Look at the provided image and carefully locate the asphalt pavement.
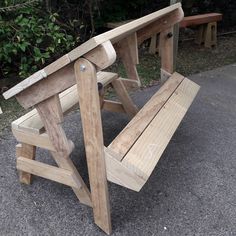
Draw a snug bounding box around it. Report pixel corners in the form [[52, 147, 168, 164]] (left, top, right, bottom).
[[0, 64, 236, 235]]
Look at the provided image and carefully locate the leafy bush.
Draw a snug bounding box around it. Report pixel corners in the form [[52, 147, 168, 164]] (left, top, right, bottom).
[[0, 2, 75, 81]]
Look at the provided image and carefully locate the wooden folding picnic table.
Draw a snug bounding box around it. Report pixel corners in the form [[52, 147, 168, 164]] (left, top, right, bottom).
[[3, 3, 200, 234]]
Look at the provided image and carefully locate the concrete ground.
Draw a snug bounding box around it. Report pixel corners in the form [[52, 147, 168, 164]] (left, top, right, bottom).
[[0, 64, 236, 236]]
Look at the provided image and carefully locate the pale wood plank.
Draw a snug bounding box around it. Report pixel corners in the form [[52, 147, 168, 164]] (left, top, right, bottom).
[[137, 8, 183, 45], [111, 79, 139, 118], [170, 0, 181, 70], [105, 147, 145, 192], [13, 129, 55, 151], [16, 143, 36, 184], [160, 26, 174, 81], [117, 78, 140, 91], [84, 41, 116, 70], [102, 100, 126, 113], [149, 34, 158, 54], [17, 157, 81, 188], [12, 72, 118, 135], [115, 33, 140, 85], [75, 58, 111, 234], [109, 72, 184, 159], [122, 78, 200, 182]]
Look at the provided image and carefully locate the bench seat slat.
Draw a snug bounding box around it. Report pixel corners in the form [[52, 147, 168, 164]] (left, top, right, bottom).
[[121, 78, 200, 183], [108, 72, 185, 159], [12, 72, 118, 135]]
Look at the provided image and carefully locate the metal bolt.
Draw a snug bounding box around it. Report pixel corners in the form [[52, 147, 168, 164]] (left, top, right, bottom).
[[167, 32, 173, 38], [80, 64, 86, 71]]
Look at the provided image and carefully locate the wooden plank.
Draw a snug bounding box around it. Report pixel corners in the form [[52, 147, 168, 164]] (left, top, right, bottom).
[[170, 0, 181, 71], [107, 20, 133, 28], [118, 78, 140, 91], [16, 64, 75, 109], [160, 26, 174, 81], [115, 33, 140, 85], [109, 72, 184, 159], [17, 157, 82, 188], [137, 8, 183, 45], [12, 71, 118, 135], [111, 79, 139, 118], [180, 13, 222, 28], [3, 3, 182, 100], [75, 58, 111, 234], [149, 34, 158, 54], [105, 147, 145, 192], [16, 143, 36, 184], [122, 78, 200, 182], [102, 100, 126, 113], [13, 129, 55, 151], [84, 41, 116, 70]]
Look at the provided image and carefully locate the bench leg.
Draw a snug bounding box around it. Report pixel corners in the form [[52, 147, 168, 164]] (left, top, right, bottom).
[[160, 26, 174, 82], [195, 25, 205, 45], [75, 58, 112, 234], [16, 143, 36, 184], [149, 34, 158, 54], [204, 22, 217, 48], [115, 33, 141, 86], [35, 95, 92, 207]]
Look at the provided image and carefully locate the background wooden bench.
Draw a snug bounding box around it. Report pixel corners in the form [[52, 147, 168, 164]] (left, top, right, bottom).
[[180, 13, 223, 48]]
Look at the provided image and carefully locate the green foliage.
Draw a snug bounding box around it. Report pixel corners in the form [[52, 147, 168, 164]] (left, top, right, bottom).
[[0, 2, 75, 80]]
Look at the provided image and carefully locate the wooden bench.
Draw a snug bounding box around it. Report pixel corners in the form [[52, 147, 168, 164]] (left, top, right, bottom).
[[180, 13, 223, 48], [3, 3, 200, 234]]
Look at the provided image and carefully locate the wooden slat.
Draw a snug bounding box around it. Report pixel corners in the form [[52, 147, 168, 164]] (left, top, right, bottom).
[[105, 148, 145, 192], [115, 33, 140, 84], [109, 72, 184, 159], [3, 3, 183, 100], [102, 100, 126, 113], [17, 157, 80, 188], [12, 129, 55, 151], [12, 72, 118, 134], [160, 26, 174, 79], [180, 13, 222, 28], [122, 78, 200, 182]]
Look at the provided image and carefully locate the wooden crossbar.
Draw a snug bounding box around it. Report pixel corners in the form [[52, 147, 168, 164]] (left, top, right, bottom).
[[17, 157, 81, 188]]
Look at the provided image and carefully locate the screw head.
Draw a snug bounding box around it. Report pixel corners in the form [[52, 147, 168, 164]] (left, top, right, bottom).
[[80, 64, 86, 71], [167, 32, 173, 38]]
